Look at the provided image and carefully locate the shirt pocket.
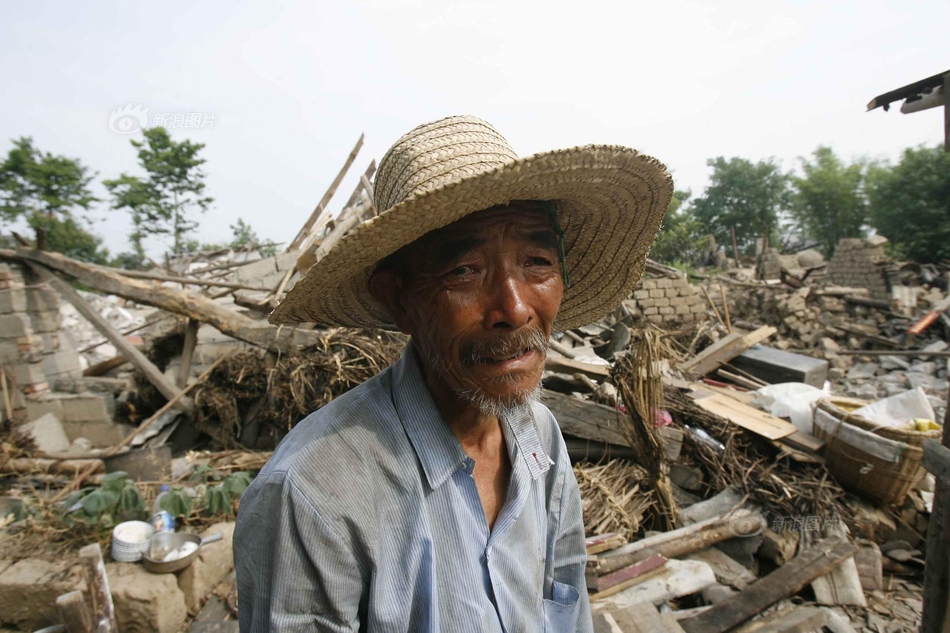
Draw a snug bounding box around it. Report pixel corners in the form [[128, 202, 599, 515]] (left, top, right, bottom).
[[543, 581, 581, 633]]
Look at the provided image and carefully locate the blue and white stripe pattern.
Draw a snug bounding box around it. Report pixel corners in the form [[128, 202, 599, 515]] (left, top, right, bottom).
[[235, 344, 592, 632]]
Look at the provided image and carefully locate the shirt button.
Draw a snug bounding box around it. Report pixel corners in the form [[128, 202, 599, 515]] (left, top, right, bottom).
[[486, 546, 493, 560]]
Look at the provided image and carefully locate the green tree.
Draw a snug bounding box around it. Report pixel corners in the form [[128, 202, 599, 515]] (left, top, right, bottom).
[[867, 145, 950, 263], [791, 147, 867, 257], [104, 127, 213, 257], [649, 190, 706, 265], [0, 137, 107, 262], [691, 157, 790, 253], [228, 218, 277, 257]]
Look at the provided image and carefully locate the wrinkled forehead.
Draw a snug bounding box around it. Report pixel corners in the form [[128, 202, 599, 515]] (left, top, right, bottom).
[[424, 202, 554, 243]]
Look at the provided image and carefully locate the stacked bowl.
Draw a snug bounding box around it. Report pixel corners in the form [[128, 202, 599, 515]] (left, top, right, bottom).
[[111, 520, 154, 562]]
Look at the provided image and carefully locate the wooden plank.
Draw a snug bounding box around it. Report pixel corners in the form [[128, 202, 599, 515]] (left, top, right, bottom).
[[56, 590, 93, 633], [286, 133, 363, 252], [545, 355, 610, 378], [590, 563, 670, 602], [80, 543, 118, 633], [541, 390, 627, 447], [691, 392, 796, 440], [587, 533, 627, 555], [679, 538, 858, 633], [680, 326, 776, 377], [27, 262, 189, 410], [607, 603, 687, 633], [593, 555, 668, 595], [732, 606, 830, 633], [922, 393, 950, 633], [177, 318, 199, 389], [686, 547, 758, 590]]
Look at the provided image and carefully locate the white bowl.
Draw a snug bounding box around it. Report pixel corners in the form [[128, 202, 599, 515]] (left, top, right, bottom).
[[111, 521, 154, 562]]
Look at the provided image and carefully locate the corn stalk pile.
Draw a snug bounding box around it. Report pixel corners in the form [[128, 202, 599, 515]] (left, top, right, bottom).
[[574, 460, 655, 539]]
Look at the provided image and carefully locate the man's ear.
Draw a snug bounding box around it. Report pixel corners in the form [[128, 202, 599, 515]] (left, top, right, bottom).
[[368, 269, 414, 335]]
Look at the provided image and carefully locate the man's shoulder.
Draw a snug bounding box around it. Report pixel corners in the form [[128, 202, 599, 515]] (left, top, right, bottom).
[[253, 367, 416, 509]]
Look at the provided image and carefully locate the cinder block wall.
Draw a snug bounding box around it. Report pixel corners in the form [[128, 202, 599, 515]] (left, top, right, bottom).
[[629, 273, 705, 324], [828, 238, 891, 300]]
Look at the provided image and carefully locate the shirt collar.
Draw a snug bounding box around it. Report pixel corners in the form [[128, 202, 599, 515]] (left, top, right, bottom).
[[390, 343, 552, 489]]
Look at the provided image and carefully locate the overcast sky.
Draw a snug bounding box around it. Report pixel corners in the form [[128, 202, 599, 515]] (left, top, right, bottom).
[[2, 0, 947, 256]]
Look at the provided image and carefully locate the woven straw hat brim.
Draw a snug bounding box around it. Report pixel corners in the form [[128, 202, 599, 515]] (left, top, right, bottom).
[[270, 144, 673, 331]]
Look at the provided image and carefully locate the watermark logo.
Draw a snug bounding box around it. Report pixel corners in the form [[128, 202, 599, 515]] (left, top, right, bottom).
[[771, 515, 840, 533], [108, 103, 217, 134], [151, 111, 217, 130], [109, 103, 150, 135], [728, 514, 766, 538]]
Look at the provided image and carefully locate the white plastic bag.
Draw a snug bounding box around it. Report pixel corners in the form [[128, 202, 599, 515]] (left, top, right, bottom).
[[752, 382, 829, 434], [852, 387, 936, 429]]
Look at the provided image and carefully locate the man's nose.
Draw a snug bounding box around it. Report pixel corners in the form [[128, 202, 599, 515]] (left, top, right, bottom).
[[483, 274, 532, 330]]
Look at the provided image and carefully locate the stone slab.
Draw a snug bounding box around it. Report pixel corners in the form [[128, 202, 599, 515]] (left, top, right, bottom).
[[0, 557, 85, 630], [20, 412, 70, 452], [178, 522, 237, 614], [107, 561, 189, 633]]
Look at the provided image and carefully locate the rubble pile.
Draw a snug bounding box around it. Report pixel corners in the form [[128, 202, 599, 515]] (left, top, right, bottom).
[[0, 164, 947, 633]]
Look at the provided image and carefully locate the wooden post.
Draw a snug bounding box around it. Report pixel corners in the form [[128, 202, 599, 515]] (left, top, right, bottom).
[[79, 544, 118, 633], [26, 262, 192, 412], [731, 226, 740, 268], [286, 133, 364, 252], [944, 72, 950, 153], [177, 318, 199, 388], [56, 590, 93, 633], [922, 390, 950, 632]]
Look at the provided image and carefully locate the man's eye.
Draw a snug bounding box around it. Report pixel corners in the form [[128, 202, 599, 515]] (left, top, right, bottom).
[[527, 256, 553, 266], [449, 266, 475, 276]]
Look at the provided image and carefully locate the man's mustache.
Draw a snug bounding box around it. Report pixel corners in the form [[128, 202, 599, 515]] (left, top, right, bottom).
[[459, 328, 549, 366]]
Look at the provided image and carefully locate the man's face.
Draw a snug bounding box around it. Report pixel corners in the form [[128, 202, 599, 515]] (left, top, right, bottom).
[[382, 204, 564, 414]]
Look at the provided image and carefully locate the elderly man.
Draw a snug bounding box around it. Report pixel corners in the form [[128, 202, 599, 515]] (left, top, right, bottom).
[[234, 116, 672, 632]]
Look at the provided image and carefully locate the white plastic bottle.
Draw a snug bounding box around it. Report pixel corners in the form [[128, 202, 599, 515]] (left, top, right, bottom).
[[151, 484, 175, 534]]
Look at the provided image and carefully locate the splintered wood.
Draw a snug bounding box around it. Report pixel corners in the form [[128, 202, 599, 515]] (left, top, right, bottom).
[[575, 460, 654, 540]]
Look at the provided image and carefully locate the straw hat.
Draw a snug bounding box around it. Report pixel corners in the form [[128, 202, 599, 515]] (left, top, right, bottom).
[[270, 115, 673, 330]]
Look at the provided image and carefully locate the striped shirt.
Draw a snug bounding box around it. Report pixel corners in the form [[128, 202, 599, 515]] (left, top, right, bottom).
[[234, 343, 593, 632]]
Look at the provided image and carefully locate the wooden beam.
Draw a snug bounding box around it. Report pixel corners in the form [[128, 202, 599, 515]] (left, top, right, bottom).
[[177, 319, 199, 389], [679, 326, 776, 377], [56, 590, 93, 633], [25, 261, 191, 411], [680, 538, 858, 633], [287, 133, 364, 252], [1, 248, 325, 355], [104, 267, 269, 291], [79, 543, 118, 633], [836, 350, 950, 357], [540, 389, 627, 447], [544, 356, 610, 378], [922, 393, 950, 633]]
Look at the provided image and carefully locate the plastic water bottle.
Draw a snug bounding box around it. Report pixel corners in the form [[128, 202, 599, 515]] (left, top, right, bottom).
[[151, 485, 175, 534], [683, 424, 726, 456]]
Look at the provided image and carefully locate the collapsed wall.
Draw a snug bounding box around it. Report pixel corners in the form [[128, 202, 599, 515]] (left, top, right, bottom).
[[629, 272, 706, 324], [0, 262, 128, 448], [827, 237, 892, 300]]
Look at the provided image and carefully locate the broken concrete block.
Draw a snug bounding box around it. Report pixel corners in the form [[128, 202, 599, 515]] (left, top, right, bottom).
[[41, 349, 82, 380], [731, 345, 829, 387], [0, 557, 85, 631], [13, 361, 46, 386], [0, 287, 26, 314], [25, 287, 59, 312], [178, 522, 236, 614], [107, 561, 188, 633], [846, 362, 880, 381], [20, 412, 70, 453], [0, 314, 32, 339], [24, 392, 66, 421], [29, 309, 62, 333], [61, 392, 116, 423], [65, 420, 130, 447]]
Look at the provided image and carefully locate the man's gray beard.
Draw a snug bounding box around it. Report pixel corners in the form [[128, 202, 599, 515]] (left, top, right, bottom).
[[415, 337, 545, 421]]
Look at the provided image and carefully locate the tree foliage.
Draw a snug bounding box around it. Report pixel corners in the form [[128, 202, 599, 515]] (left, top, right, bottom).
[[0, 137, 107, 262], [691, 157, 790, 253], [229, 217, 277, 257], [104, 127, 213, 257], [791, 146, 867, 257], [867, 145, 950, 263], [649, 190, 707, 265]]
